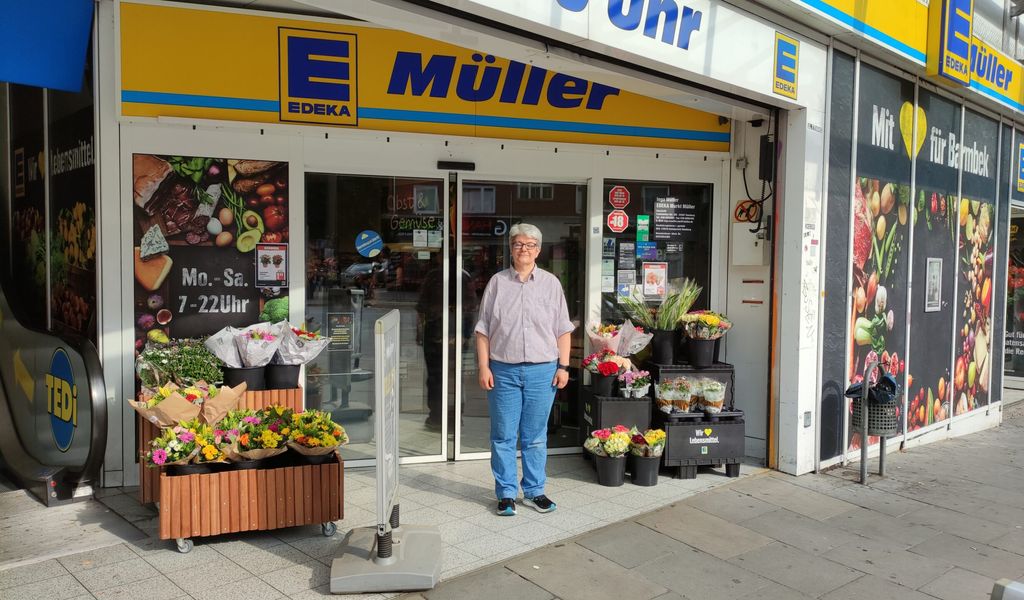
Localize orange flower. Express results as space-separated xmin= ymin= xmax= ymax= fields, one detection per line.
xmin=239 ymin=433 xmax=250 ymax=447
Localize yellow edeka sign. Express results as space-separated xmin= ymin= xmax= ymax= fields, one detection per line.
xmin=119 ymin=2 xmax=729 ymax=152
xmin=772 ymin=32 xmax=799 ymax=100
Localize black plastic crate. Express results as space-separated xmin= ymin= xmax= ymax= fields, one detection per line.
xmin=578 ymin=386 xmax=652 ymax=445
xmin=653 ymin=409 xmax=744 ymax=479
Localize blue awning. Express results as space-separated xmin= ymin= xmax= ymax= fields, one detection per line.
xmin=0 ymin=1 xmax=94 ymax=92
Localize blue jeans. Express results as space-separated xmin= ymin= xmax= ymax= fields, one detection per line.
xmin=488 ymin=360 xmax=558 ymax=500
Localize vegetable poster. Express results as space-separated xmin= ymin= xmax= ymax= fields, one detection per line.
xmin=906 ymin=90 xmax=958 ymax=433
xmin=132 ymin=154 xmax=290 ymax=351
xmin=848 ymin=65 xmax=912 ymax=450
xmin=954 ymin=111 xmax=998 ymax=415
xmin=49 ymin=104 xmax=97 ymax=341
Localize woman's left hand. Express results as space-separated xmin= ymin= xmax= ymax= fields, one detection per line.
xmin=552 ymin=369 xmax=569 ymax=389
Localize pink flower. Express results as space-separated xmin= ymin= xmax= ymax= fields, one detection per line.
xmin=612 ymin=425 xmax=629 ymax=433
xmin=592 ymin=428 xmax=611 ymax=440
xmin=269 ymin=424 xmax=279 ymax=432
xmin=178 ymin=431 xmax=195 ymax=443
xmin=228 ymin=429 xmax=239 ymax=437
xmin=243 ymin=416 xmax=261 ymax=425
xmin=152 ymin=449 xmax=167 ymax=465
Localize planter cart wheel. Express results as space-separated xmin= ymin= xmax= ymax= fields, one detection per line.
xmin=175 ymin=538 xmax=193 ymax=554
xmin=322 ymin=522 xmax=337 ymax=537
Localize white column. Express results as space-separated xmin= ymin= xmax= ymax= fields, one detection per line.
xmin=775 ymin=107 xmax=826 ymax=475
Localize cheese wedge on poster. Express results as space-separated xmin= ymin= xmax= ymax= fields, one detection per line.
xmin=134 ymin=247 xmax=172 ymax=291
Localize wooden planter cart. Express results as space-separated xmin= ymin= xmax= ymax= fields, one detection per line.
xmin=137 ymin=388 xmax=345 ymax=553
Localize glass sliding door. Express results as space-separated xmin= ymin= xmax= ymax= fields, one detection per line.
xmin=457 ymin=179 xmax=587 ymax=457
xmin=304 ymin=173 xmax=447 ymax=462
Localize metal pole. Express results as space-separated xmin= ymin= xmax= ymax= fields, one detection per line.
xmin=879 ymin=436 xmax=886 ymax=477
xmin=860 ymin=359 xmax=878 ymax=484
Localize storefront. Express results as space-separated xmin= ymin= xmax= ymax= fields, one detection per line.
xmin=5 ymin=0 xmax=841 ymax=489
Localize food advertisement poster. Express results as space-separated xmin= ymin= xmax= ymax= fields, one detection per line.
xmin=49 ymin=103 xmax=96 ymax=340
xmin=848 ymin=65 xmax=912 ymax=450
xmin=256 ymin=243 xmax=288 ymax=287
xmin=953 ymin=111 xmax=998 ymax=416
xmin=1006 ymin=216 xmax=1024 ymax=374
xmin=906 ymin=90 xmax=958 ymax=434
xmin=8 ymin=85 xmax=47 ymax=329
xmin=132 ymin=154 xmax=290 ymax=347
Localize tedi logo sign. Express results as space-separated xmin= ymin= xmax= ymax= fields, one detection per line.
xmin=279 ymin=28 xmax=358 ymax=126
xmin=554 ymin=0 xmax=704 ymax=51
xmin=46 ymin=348 xmax=77 ymax=452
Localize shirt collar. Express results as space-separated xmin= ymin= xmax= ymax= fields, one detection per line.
xmin=508 ymin=267 xmax=536 ymax=282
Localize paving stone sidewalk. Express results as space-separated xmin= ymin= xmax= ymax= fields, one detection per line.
xmin=401 ymin=401 xmax=1024 ymax=600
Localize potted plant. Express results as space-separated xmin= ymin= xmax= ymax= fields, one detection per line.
xmin=583 ymin=425 xmax=631 ymax=486
xmin=695 ymin=378 xmax=728 ymax=413
xmin=617 ymin=369 xmax=651 ymax=398
xmin=582 ymin=349 xmax=628 ymax=396
xmin=620 ymin=278 xmax=702 ymax=365
xmin=654 ymin=376 xmax=694 ymax=414
xmin=628 ymin=427 xmax=666 ymax=486
xmin=681 ymin=310 xmax=732 ymax=367
xmin=287 ymin=409 xmax=349 ymax=464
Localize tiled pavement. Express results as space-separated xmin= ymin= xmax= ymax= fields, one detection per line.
xmin=2 ymin=399 xmax=1022 ymax=599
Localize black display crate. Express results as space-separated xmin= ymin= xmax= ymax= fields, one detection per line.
xmin=645 ymin=361 xmax=736 ymax=409
xmin=653 ymin=408 xmax=744 ymax=479
xmin=578 ymin=385 xmax=652 ymax=445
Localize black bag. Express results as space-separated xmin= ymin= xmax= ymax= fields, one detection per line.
xmin=843 ymin=366 xmax=900 ymax=405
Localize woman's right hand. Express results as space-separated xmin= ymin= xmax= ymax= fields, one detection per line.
xmin=478 ymin=366 xmax=494 ymax=391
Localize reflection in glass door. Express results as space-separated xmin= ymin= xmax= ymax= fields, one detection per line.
xmin=304 ymin=173 xmax=447 ymax=462
xmin=1006 ymin=204 xmax=1024 ymax=382
xmin=457 ymin=180 xmax=587 ymax=456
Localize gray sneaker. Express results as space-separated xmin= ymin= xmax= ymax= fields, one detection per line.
xmin=523 ymin=495 xmax=556 ymax=513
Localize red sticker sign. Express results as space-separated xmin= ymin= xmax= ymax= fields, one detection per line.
xmin=608 ymin=185 xmax=630 ymax=209
xmin=607 ymin=210 xmax=629 ymax=233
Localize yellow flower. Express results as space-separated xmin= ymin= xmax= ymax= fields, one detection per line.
xmin=281 ymin=427 xmax=290 ymax=436
xmin=202 ymin=445 xmax=219 ymax=460
xmin=259 ymin=429 xmax=281 ymax=449
xmin=275 ymin=406 xmax=284 ymax=416
xmin=158 ymin=386 xmax=171 ymax=398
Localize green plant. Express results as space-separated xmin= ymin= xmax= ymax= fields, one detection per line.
xmin=137 ymin=338 xmax=224 ymax=387
xmin=620 ymin=278 xmax=703 ymax=330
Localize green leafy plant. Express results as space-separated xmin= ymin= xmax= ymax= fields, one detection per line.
xmin=137 ymin=338 xmax=224 ymax=387
xmin=619 ymin=278 xmax=703 ymax=330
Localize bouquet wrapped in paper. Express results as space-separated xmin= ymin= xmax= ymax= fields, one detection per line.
xmin=582 ymin=425 xmax=631 ymax=457
xmin=221 ymin=408 xmax=287 ymax=461
xmin=204 ymin=327 xmax=244 ymax=368
xmin=273 ymin=324 xmax=330 ymax=365
xmin=129 ymin=383 xmax=201 ymax=427
xmin=585 ymin=320 xmax=652 ymax=357
xmin=145 ymin=425 xmax=200 ymax=467
xmin=180 ymin=419 xmax=230 ymax=464
xmin=287 ymin=409 xmax=349 ymax=456
xmin=234 ymin=322 xmax=286 ymax=368
xmin=629 ymin=427 xmax=666 ymax=457
xmin=200 ymin=382 xmax=246 ymax=426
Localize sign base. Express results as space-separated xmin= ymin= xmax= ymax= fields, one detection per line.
xmin=329 ymin=525 xmax=442 ymax=594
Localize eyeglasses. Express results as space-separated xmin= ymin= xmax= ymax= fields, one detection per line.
xmin=511 ymin=242 xmax=539 ymax=250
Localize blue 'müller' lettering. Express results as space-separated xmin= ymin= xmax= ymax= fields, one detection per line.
xmin=288 ymin=37 xmax=350 ymax=101
xmin=970 ymin=44 xmax=1013 ymax=91
xmin=387 ymin=52 xmax=456 ymax=97
xmin=387 ymin=52 xmax=620 ymax=110
xmin=456 ymin=54 xmax=502 ymax=101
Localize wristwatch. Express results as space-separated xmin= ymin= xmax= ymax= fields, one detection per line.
xmin=557 ymin=364 xmax=570 ymax=371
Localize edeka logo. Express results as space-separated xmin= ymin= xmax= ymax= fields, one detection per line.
xmin=1016 ymin=142 xmax=1024 ymax=194
xmin=773 ymin=32 xmax=799 ymax=100
xmin=938 ymin=0 xmax=973 ymax=86
xmin=553 ymin=0 xmax=703 ymax=50
xmin=279 ymin=28 xmax=357 ymax=126
xmin=46 ymin=348 xmax=77 ymax=452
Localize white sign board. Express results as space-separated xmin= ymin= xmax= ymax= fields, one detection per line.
xmin=374 ymin=310 xmax=400 ymax=536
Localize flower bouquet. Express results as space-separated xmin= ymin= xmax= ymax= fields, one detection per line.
xmin=681 ymin=311 xmax=732 ymax=340
xmin=145 ymin=425 xmax=199 ymax=468
xmin=222 ymin=408 xmax=287 ymax=461
xmin=582 ymin=349 xmax=631 ymax=396
xmin=617 ymin=369 xmax=651 ymax=398
xmin=235 ymin=323 xmax=285 ymax=367
xmin=129 ymin=382 xmax=202 ymax=427
xmin=654 ymin=377 xmax=694 ymax=413
xmin=629 ymin=427 xmax=666 ymax=457
xmin=694 ymin=378 xmax=727 ymax=413
xmin=287 ymin=409 xmax=349 ymax=459
xmin=274 ymin=323 xmax=330 ymax=365
xmin=179 ymin=418 xmax=229 ymax=465
xmin=582 ymin=425 xmax=631 ymax=457
xmin=259 ymin=405 xmax=295 ymax=437
xmin=585 ymin=319 xmax=653 ymax=356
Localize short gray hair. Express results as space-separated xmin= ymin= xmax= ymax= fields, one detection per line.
xmin=509 ymin=223 xmax=542 ymax=246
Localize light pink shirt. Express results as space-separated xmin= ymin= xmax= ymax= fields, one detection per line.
xmin=475 ymin=267 xmax=575 ymax=364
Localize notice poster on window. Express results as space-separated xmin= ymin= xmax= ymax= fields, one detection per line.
xmin=652 ymin=197 xmax=696 ymax=241
xmin=618 ymin=241 xmax=635 ymax=269
xmin=132 ymin=154 xmax=290 ymax=342
xmin=642 ymin=262 xmax=668 ymax=300
xmin=328 ymin=312 xmax=354 ymax=351
xmin=256 ymin=243 xmax=288 ymax=287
